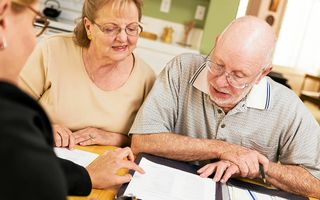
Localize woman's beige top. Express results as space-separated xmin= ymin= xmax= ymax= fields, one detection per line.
xmin=19 ymin=33 xmax=156 ymax=135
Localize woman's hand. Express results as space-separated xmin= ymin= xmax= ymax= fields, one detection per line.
xmin=86 ymin=147 xmax=144 ymax=189
xmin=197 ymin=160 xmax=240 ymax=183
xmin=73 ymin=127 xmax=129 ymax=147
xmin=53 ymin=124 xmax=75 ymax=149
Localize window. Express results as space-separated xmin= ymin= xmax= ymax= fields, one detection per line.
xmin=273 ymin=0 xmax=320 ymax=75
xmin=236 ymin=0 xmax=320 ymax=76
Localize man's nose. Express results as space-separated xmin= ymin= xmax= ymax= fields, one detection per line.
xmin=214 ymin=72 xmax=230 ymax=87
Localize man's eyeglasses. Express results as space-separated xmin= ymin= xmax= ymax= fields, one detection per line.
xmin=93 ymin=22 xmax=143 ymax=37
xmin=206 ymin=59 xmax=256 ymax=89
xmin=12 ymin=2 xmax=49 ymax=37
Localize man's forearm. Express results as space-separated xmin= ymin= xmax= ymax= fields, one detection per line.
xmin=131 ymin=133 xmax=226 ymax=161
xmin=267 ymin=162 xmax=320 ymax=198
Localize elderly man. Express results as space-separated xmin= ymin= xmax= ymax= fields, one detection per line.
xmin=130 ymin=16 xmax=320 ymax=198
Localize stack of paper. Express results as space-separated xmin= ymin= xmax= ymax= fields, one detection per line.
xmin=54 ymin=147 xmax=99 ymax=167
xmin=228 ymin=185 xmax=290 ymax=200
xmin=124 ymin=158 xmax=216 ymax=200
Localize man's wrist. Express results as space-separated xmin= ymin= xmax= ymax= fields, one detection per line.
xmin=209 ymin=139 xmax=228 ymax=159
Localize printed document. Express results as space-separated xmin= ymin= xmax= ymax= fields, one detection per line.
xmin=124 ymin=158 xmax=215 ymax=200
xmin=54 ymin=147 xmax=99 ymax=167
xmin=228 ymin=185 xmax=290 ymax=200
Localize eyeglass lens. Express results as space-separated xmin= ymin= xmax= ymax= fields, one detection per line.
xmin=96 ymin=23 xmax=142 ymax=36
xmin=33 ymin=17 xmax=48 ymax=37
xmin=206 ymin=60 xmax=248 ymax=89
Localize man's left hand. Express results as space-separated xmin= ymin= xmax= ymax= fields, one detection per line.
xmin=197 ymin=160 xmax=240 ymax=183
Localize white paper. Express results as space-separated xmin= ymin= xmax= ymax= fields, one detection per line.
xmin=54 ymin=147 xmax=99 ymax=167
xmin=228 ymin=185 xmax=289 ymax=200
xmin=124 ymin=158 xmax=216 ymax=200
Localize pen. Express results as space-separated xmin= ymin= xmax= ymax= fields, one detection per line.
xmin=259 ymin=164 xmax=266 ymax=184
xmin=248 ymin=190 xmax=256 ymax=200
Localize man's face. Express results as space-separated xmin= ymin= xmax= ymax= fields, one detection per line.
xmin=206 ymin=48 xmax=265 ymax=111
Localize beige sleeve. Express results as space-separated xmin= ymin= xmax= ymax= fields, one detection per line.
xmin=18 ymin=41 xmax=50 ymax=100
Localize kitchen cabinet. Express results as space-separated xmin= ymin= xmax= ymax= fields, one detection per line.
xmin=134 ymin=38 xmax=199 ymax=74
xmin=34 ymin=19 xmax=74 ymax=41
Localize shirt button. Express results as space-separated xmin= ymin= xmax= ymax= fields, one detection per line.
xmin=221 ymin=124 xmax=226 ymax=128
xmin=218 ymin=109 xmax=222 ymax=114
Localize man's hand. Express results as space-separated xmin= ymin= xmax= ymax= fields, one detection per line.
xmin=219 ymin=144 xmax=269 ymax=178
xmin=86 ymin=147 xmax=144 ymax=189
xmin=53 ymin=124 xmax=75 ymax=149
xmin=198 ymin=160 xmax=240 ymax=183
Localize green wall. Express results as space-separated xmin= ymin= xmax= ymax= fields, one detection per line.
xmin=142 ymin=0 xmax=209 ymax=28
xmin=142 ymin=0 xmax=240 ymax=54
xmin=200 ymin=0 xmax=240 ymax=54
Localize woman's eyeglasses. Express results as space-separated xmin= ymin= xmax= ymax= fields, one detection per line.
xmin=93 ymin=22 xmax=143 ymax=37
xmin=27 ymin=6 xmax=50 ymax=37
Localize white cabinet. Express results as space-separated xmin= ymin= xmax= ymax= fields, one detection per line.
xmin=134 ymin=38 xmax=199 ymax=74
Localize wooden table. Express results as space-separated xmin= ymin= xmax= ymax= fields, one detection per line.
xmin=68 ymin=145 xmax=121 ymax=200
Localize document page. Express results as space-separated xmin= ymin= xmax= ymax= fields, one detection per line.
xmin=228 ymin=185 xmax=289 ymax=200
xmin=124 ymin=158 xmax=215 ymax=200
xmin=54 ymin=147 xmax=99 ymax=167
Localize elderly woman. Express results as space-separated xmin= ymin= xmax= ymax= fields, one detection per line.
xmin=19 ymin=0 xmax=155 ymax=149
xmin=0 ymin=0 xmax=143 ymax=199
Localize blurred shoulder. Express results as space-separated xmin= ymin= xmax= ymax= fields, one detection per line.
xmin=38 ymin=33 xmax=77 ymax=49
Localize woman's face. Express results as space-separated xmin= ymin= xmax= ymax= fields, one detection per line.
xmin=5 ymin=2 xmax=38 ymax=74
xmin=85 ymin=2 xmax=140 ymax=62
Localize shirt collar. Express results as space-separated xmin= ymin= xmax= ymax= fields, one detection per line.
xmin=189 ymin=65 xmax=271 ymax=110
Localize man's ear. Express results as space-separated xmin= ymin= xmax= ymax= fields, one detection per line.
xmin=256 ymin=64 xmax=273 ymax=83
xmin=215 ymin=34 xmax=220 ymax=45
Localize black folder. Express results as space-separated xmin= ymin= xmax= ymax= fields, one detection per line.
xmin=117 ymin=153 xmax=307 ymax=200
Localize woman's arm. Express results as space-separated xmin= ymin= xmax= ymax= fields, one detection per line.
xmin=73 ymin=127 xmax=130 ymax=147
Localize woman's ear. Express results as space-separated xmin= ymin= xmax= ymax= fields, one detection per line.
xmin=0 ymin=0 xmax=10 ymax=23
xmin=0 ymin=0 xmax=10 ymax=50
xmin=83 ymin=17 xmax=94 ymax=40
xmin=83 ymin=17 xmax=92 ymax=33
xmin=0 ymin=0 xmax=10 ymax=29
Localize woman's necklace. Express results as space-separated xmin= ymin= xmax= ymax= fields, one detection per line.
xmin=82 ymin=49 xmax=135 ymax=91
xmin=83 ymin=49 xmax=119 ymax=82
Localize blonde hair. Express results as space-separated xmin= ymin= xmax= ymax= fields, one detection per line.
xmin=74 ymin=0 xmax=143 ymax=48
